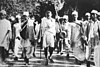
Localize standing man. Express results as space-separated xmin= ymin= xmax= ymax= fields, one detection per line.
xmin=63 ymin=15 xmax=71 ymax=59
xmin=83 ymin=12 xmax=91 ymax=67
xmin=89 ymin=10 xmax=100 ymax=67
xmin=0 ymin=10 xmax=11 ymax=64
xmin=41 ymin=11 xmax=56 ymax=65
xmin=20 ymin=11 xmax=31 ymax=65
xmin=94 ymin=12 xmax=100 ymax=67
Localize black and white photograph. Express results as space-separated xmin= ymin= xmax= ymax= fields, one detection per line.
xmin=0 ymin=0 xmax=100 ymax=67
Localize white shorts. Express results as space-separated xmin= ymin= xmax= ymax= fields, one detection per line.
xmin=43 ymin=31 xmax=54 ymax=48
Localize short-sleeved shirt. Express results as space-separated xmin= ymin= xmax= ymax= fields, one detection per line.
xmin=0 ymin=19 xmax=11 ymax=50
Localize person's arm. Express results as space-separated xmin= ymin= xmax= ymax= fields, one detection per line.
xmin=7 ymin=21 xmax=12 ymax=39
xmin=98 ymin=22 xmax=100 ymax=40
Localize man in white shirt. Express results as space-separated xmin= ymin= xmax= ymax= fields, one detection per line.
xmin=41 ymin=11 xmax=56 ymax=65
xmin=63 ymin=15 xmax=71 ymax=59
xmin=0 ymin=10 xmax=11 ymax=64
xmin=89 ymin=10 xmax=100 ymax=67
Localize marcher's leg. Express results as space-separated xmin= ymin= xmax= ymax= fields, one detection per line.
xmin=0 ymin=47 xmax=5 ymax=64
xmin=49 ymin=47 xmax=54 ymax=63
xmin=60 ymin=39 xmax=64 ymax=55
xmin=65 ymin=38 xmax=70 ymax=60
xmin=85 ymin=38 xmax=93 ymax=67
xmin=33 ymin=40 xmax=37 ymax=57
xmin=14 ymin=42 xmax=19 ymax=61
xmin=44 ymin=47 xmax=48 ymax=65
xmin=14 ymin=38 xmax=22 ymax=61
xmin=94 ymin=37 xmax=100 ymax=67
xmin=44 ymin=47 xmax=48 ymax=59
xmin=30 ymin=41 xmax=36 ymax=57
xmin=85 ymin=46 xmax=90 ymax=67
xmin=23 ymin=47 xmax=29 ymax=65
xmin=33 ymin=46 xmax=36 ymax=57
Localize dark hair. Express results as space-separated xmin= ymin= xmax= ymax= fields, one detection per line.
xmin=0 ymin=12 xmax=3 ymax=19
xmin=30 ymin=14 xmax=34 ymax=19
xmin=15 ymin=18 xmax=19 ymax=23
xmin=45 ymin=11 xmax=52 ymax=17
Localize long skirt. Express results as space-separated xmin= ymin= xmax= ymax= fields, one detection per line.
xmin=72 ymin=41 xmax=85 ymax=61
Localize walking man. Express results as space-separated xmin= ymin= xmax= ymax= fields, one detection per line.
xmin=0 ymin=10 xmax=11 ymax=64
xmin=41 ymin=11 xmax=56 ymax=65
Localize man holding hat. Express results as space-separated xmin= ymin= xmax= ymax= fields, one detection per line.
xmin=63 ymin=15 xmax=71 ymax=59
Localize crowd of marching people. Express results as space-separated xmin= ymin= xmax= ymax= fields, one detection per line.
xmin=0 ymin=8 xmax=100 ymax=67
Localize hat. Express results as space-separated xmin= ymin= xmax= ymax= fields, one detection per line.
xmin=16 ymin=14 xmax=21 ymax=19
xmin=0 ymin=10 xmax=6 ymax=15
xmin=23 ymin=11 xmax=29 ymax=16
xmin=85 ymin=12 xmax=90 ymax=16
xmin=72 ymin=10 xmax=78 ymax=16
xmin=97 ymin=12 xmax=100 ymax=16
xmin=91 ymin=10 xmax=98 ymax=14
xmin=10 ymin=16 xmax=15 ymax=21
xmin=63 ymin=15 xmax=68 ymax=20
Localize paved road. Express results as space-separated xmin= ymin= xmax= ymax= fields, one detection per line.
xmin=0 ymin=48 xmax=95 ymax=67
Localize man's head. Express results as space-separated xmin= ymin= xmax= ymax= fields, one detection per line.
xmin=0 ymin=10 xmax=7 ymax=19
xmin=72 ymin=10 xmax=78 ymax=21
xmin=16 ymin=14 xmax=21 ymax=19
xmin=0 ymin=10 xmax=6 ymax=15
xmin=10 ymin=16 xmax=15 ymax=21
xmin=85 ymin=12 xmax=91 ymax=20
xmin=63 ymin=15 xmax=69 ymax=22
xmin=46 ymin=11 xmax=52 ymax=19
xmin=91 ymin=10 xmax=98 ymax=21
xmin=23 ymin=11 xmax=29 ymax=20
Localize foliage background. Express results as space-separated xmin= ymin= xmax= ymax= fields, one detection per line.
xmin=0 ymin=0 xmax=100 ymax=18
